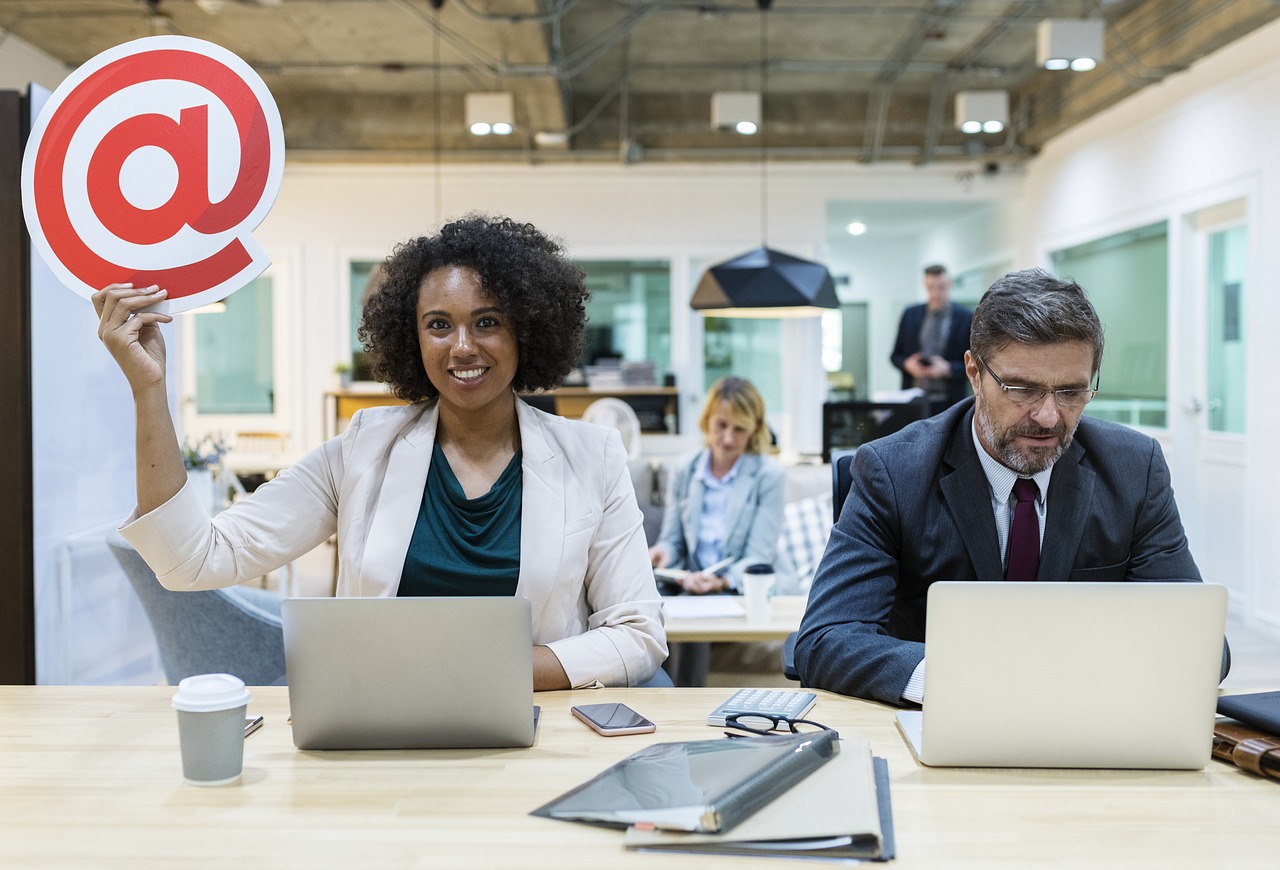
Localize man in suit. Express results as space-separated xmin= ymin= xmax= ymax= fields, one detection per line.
xmin=797 ymin=268 xmax=1226 ymax=705
xmin=890 ymin=264 xmax=973 ymax=409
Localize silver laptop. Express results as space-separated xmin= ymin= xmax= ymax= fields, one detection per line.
xmin=895 ymin=581 xmax=1227 ymax=769
xmin=282 ymin=597 xmax=536 ymax=750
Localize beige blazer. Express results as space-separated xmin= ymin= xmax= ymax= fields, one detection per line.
xmin=120 ymin=399 xmax=667 ymax=688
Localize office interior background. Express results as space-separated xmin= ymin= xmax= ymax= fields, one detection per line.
xmin=2 ymin=1 xmax=1278 ymax=685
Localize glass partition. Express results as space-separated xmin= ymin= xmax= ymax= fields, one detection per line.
xmin=1051 ymin=222 xmax=1169 ymax=428
xmin=703 ymin=317 xmax=782 ymax=413
xmin=195 ymin=275 xmax=274 ymax=414
xmin=578 ymin=260 xmax=672 ymax=378
xmin=1205 ymin=225 xmax=1246 ymax=434
xmin=348 ymin=260 xmax=379 ymax=382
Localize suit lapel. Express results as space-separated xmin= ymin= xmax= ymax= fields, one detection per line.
xmin=515 ymin=400 xmax=563 ymax=629
xmin=1040 ymin=439 xmax=1092 ymax=580
xmin=939 ymin=410 xmax=1004 ymax=578
xmin=358 ymin=404 xmax=438 ymax=594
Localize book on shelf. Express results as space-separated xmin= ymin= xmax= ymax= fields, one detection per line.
xmin=530 ymin=729 xmax=838 ymax=834
xmin=624 ymin=738 xmax=895 ymax=862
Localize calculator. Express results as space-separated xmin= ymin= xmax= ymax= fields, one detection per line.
xmin=706 ymin=688 xmax=818 ymax=728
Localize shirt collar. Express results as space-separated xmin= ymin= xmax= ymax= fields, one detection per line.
xmin=697 ymin=449 xmax=742 ymax=488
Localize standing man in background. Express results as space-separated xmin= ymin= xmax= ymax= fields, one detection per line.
xmin=891 ymin=264 xmax=973 ymax=410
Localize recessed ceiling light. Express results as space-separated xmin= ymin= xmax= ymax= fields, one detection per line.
xmin=845 ymin=222 xmax=867 ymax=236
xmin=735 ymin=121 xmax=758 ymax=135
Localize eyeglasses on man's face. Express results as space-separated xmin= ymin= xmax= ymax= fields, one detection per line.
xmin=977 ymin=356 xmax=1099 ymax=409
xmin=722 ymin=713 xmax=837 ymax=738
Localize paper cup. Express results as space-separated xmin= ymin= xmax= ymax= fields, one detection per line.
xmin=172 ymin=673 xmax=252 ymax=786
xmin=742 ymin=565 xmax=775 ymax=622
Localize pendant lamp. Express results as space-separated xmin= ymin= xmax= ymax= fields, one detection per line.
xmin=690 ymin=246 xmax=838 ymax=318
xmin=691 ymin=0 xmax=837 ymax=319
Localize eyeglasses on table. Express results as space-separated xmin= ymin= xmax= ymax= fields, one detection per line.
xmin=722 ymin=712 xmax=838 ymax=739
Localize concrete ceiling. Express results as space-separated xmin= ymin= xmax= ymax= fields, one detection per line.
xmin=4 ymin=0 xmax=1278 ymax=166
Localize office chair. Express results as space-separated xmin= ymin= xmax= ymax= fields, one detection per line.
xmin=780 ymin=449 xmax=858 ymax=681
xmin=107 ymin=534 xmax=288 ymax=686
xmin=581 ymin=398 xmax=643 ymax=460
xmin=830 ymin=449 xmax=858 ymax=524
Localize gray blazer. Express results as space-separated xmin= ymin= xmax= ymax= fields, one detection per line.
xmin=796 ymin=399 xmax=1223 ymax=704
xmin=653 ymin=450 xmax=786 ymax=589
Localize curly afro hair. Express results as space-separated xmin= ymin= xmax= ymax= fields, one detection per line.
xmin=359 ymin=215 xmax=589 ymax=403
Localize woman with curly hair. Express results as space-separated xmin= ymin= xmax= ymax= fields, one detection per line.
xmin=94 ymin=215 xmax=667 ymax=690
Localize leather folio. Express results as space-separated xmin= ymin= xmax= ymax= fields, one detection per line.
xmin=1212 ymin=719 xmax=1280 ymax=781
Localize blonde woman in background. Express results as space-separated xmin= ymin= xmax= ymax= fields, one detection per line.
xmin=649 ymin=377 xmax=786 ymax=684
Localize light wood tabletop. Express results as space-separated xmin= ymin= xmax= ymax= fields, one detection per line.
xmin=2 ymin=685 xmax=1277 ymax=868
xmin=662 ymin=593 xmax=806 ymax=643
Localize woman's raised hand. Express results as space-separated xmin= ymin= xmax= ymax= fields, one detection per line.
xmin=92 ymin=284 xmax=173 ymax=392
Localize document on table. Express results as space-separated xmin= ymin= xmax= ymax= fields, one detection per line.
xmin=661 ymin=596 xmax=746 ymax=620
xmin=624 ymin=739 xmax=895 ymax=862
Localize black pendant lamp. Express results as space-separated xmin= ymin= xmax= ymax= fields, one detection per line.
xmin=690 ymin=246 xmax=838 ymax=318
xmin=691 ymin=0 xmax=837 ymax=319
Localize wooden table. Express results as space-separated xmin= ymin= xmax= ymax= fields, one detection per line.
xmin=2 ymin=685 xmax=1276 ymax=868
xmin=663 ymin=594 xmax=806 ymax=643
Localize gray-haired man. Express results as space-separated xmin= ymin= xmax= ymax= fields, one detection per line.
xmin=797 ymin=268 xmax=1228 ymax=704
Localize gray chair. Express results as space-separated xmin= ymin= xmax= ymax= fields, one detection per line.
xmin=781 ymin=449 xmax=857 ymax=681
xmin=106 ymin=534 xmax=288 ymax=686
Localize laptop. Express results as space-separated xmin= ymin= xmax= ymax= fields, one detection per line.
xmin=282 ymin=597 xmax=536 ymax=750
xmin=895 ymin=581 xmax=1228 ymax=769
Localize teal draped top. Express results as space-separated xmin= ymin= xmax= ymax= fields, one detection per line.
xmin=397 ymin=441 xmax=522 ymax=597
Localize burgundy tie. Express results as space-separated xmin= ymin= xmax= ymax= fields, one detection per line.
xmin=1005 ymin=478 xmax=1040 ymax=581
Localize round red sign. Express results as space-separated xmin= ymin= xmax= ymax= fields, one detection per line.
xmin=22 ymin=36 xmax=284 ymax=314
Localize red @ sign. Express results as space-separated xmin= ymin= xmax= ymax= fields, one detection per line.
xmin=22 ymin=36 xmax=284 ymax=314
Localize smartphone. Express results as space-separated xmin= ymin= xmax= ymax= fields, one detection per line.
xmin=571 ymin=703 xmax=656 ymax=737
xmin=244 ymin=715 xmax=264 ymax=738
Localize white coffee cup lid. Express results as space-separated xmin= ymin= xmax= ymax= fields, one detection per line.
xmin=172 ymin=673 xmax=252 ymax=713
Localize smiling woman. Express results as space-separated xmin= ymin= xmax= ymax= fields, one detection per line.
xmin=99 ymin=215 xmax=667 ymax=691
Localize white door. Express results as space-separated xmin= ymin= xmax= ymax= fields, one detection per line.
xmin=1175 ymin=202 xmax=1249 ymax=600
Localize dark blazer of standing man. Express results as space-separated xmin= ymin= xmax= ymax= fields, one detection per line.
xmin=798 ymin=269 xmax=1227 ymax=705
xmin=891 ymin=264 xmax=973 ymax=409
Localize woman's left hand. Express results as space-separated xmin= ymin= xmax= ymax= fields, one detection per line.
xmin=680 ymin=571 xmax=730 ymax=595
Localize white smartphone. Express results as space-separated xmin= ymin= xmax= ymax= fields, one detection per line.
xmin=571 ymin=703 xmax=657 ymax=737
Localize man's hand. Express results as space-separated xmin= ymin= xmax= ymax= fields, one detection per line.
xmin=902 ymin=352 xmax=930 ymax=379
xmin=923 ymin=356 xmax=951 ymax=378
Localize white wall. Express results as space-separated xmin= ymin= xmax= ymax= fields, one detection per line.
xmin=1018 ymin=17 xmax=1280 ymax=638
xmin=254 ymin=161 xmax=1018 ymax=456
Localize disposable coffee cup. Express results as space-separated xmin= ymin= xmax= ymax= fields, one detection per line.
xmin=742 ymin=563 xmax=775 ymax=622
xmin=171 ymin=673 xmax=252 ymax=787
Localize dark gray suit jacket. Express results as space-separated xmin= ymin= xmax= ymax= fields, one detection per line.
xmin=795 ymin=399 xmax=1224 ymax=705
xmin=890 ymin=301 xmax=973 ymax=407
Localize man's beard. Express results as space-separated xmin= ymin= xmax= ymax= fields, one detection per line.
xmin=976 ymin=400 xmax=1076 ymax=475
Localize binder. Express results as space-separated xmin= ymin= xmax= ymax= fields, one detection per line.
xmin=623 ymin=739 xmax=895 ymax=861
xmin=530 ymin=730 xmax=838 ymax=833
xmin=1216 ymin=690 xmax=1280 ymax=735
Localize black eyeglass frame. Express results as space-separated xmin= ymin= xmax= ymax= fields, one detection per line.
xmin=722 ymin=712 xmax=837 ymax=738
xmin=976 ymin=356 xmax=1100 ymax=408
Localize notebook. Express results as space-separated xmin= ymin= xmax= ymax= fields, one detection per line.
xmin=282 ymin=596 xmax=536 ymax=750
xmin=895 ymin=581 xmax=1228 ymax=769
